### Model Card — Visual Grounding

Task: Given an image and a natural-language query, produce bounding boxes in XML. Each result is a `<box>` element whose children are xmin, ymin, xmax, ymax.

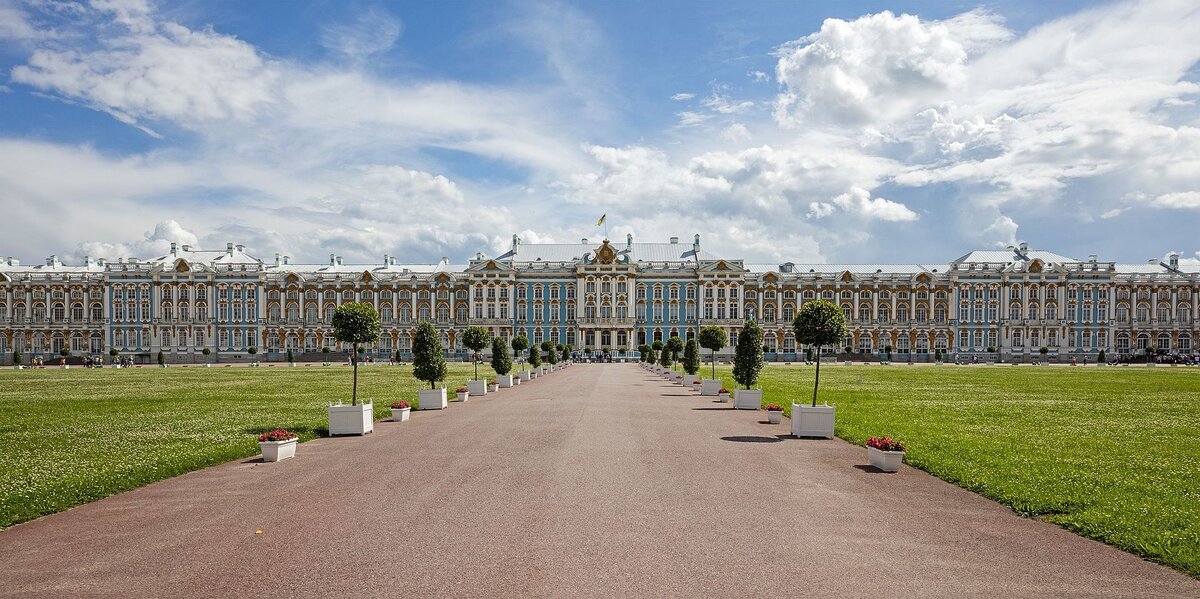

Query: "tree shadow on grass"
<box><xmin>720</xmin><ymin>435</ymin><xmax>782</xmax><ymax>443</ymax></box>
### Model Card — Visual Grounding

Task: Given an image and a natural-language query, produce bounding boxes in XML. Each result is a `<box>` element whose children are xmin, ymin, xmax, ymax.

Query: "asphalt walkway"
<box><xmin>0</xmin><ymin>364</ymin><xmax>1195</xmax><ymax>597</ymax></box>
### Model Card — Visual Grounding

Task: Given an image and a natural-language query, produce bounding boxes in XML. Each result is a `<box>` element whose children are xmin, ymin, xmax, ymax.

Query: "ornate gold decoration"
<box><xmin>595</xmin><ymin>240</ymin><xmax>617</xmax><ymax>264</ymax></box>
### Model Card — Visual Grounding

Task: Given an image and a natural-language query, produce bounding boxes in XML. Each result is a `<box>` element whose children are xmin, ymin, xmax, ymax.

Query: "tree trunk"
<box><xmin>473</xmin><ymin>353</ymin><xmax>479</xmax><ymax>381</ymax></box>
<box><xmin>352</xmin><ymin>356</ymin><xmax>359</xmax><ymax>406</ymax></box>
<box><xmin>711</xmin><ymin>349</ymin><xmax>716</xmax><ymax>379</ymax></box>
<box><xmin>812</xmin><ymin>347</ymin><xmax>821</xmax><ymax>407</ymax></box>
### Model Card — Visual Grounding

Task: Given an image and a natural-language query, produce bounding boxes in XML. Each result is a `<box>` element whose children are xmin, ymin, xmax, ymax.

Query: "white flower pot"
<box><xmin>530</xmin><ymin>371</ymin><xmax>538</xmax><ymax>379</ymax></box>
<box><xmin>701</xmin><ymin>379</ymin><xmax>722</xmax><ymax>396</ymax></box>
<box><xmin>467</xmin><ymin>380</ymin><xmax>488</xmax><ymax>396</ymax></box>
<box><xmin>456</xmin><ymin>391</ymin><xmax>469</xmax><ymax>402</ymax></box>
<box><xmin>767</xmin><ymin>410</ymin><xmax>783</xmax><ymax>424</ymax></box>
<box><xmin>717</xmin><ymin>392</ymin><xmax>730</xmax><ymax>402</ymax></box>
<box><xmin>391</xmin><ymin>407</ymin><xmax>411</xmax><ymax>422</ymax></box>
<box><xmin>498</xmin><ymin>374</ymin><xmax>514</xmax><ymax>388</ymax></box>
<box><xmin>539</xmin><ymin>366</ymin><xmax>548</xmax><ymax>375</ymax></box>
<box><xmin>419</xmin><ymin>388</ymin><xmax>448</xmax><ymax>410</ymax></box>
<box><xmin>519</xmin><ymin>370</ymin><xmax>532</xmax><ymax>381</ymax></box>
<box><xmin>514</xmin><ymin>377</ymin><xmax>521</xmax><ymax>385</ymax></box>
<box><xmin>791</xmin><ymin>403</ymin><xmax>835</xmax><ymax>439</ymax></box>
<box><xmin>488</xmin><ymin>383</ymin><xmax>499</xmax><ymax>392</ymax></box>
<box><xmin>868</xmin><ymin>446</ymin><xmax>905</xmax><ymax>472</ymax></box>
<box><xmin>734</xmin><ymin>388</ymin><xmax>762</xmax><ymax>410</ymax></box>
<box><xmin>328</xmin><ymin>402</ymin><xmax>374</xmax><ymax>436</ymax></box>
<box><xmin>259</xmin><ymin>438</ymin><xmax>297</xmax><ymax>462</ymax></box>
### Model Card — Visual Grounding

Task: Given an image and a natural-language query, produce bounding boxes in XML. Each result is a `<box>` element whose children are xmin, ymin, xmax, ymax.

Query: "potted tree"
<box><xmin>698</xmin><ymin>326</ymin><xmax>726</xmax><ymax>395</ymax></box>
<box><xmin>732</xmin><ymin>320</ymin><xmax>764</xmax><ymax>410</ymax></box>
<box><xmin>765</xmin><ymin>404</ymin><xmax>784</xmax><ymax>424</ymax></box>
<box><xmin>540</xmin><ymin>340</ymin><xmax>554</xmax><ymax>374</ymax></box>
<box><xmin>866</xmin><ymin>436</ymin><xmax>906</xmax><ymax>472</ymax></box>
<box><xmin>258</xmin><ymin>429</ymin><xmax>298</xmax><ymax>462</ymax></box>
<box><xmin>562</xmin><ymin>344</ymin><xmax>572</xmax><ymax>365</ymax></box>
<box><xmin>108</xmin><ymin>348</ymin><xmax>118</xmax><ymax>368</ymax></box>
<box><xmin>1097</xmin><ymin>349</ymin><xmax>1107</xmax><ymax>366</ymax></box>
<box><xmin>321</xmin><ymin>346</ymin><xmax>331</xmax><ymax>366</ymax></box>
<box><xmin>248</xmin><ymin>346</ymin><xmax>258</xmax><ymax>367</ymax></box>
<box><xmin>512</xmin><ymin>335</ymin><xmax>531</xmax><ymax>382</ymax></box>
<box><xmin>413</xmin><ymin>321</ymin><xmax>448</xmax><ymax>409</ymax></box>
<box><xmin>201</xmin><ymin>347</ymin><xmax>212</xmax><ymax>367</ymax></box>
<box><xmin>528</xmin><ymin>344</ymin><xmax>542</xmax><ymax>378</ymax></box>
<box><xmin>791</xmin><ymin>300</ymin><xmax>845</xmax><ymax>438</ymax></box>
<box><xmin>286</xmin><ymin>348</ymin><xmax>295</xmax><ymax>367</ymax></box>
<box><xmin>883</xmin><ymin>344</ymin><xmax>893</xmax><ymax>365</ymax></box>
<box><xmin>681</xmin><ymin>338</ymin><xmax>701</xmax><ymax>386</ymax></box>
<box><xmin>462</xmin><ymin>326</ymin><xmax>491</xmax><ymax>396</ymax></box>
<box><xmin>1040</xmin><ymin>345</ymin><xmax>1050</xmax><ymax>365</ymax></box>
<box><xmin>492</xmin><ymin>337</ymin><xmax>514</xmax><ymax>387</ymax></box>
<box><xmin>156</xmin><ymin>350</ymin><xmax>165</xmax><ymax>368</ymax></box>
<box><xmin>651</xmin><ymin>340</ymin><xmax>664</xmax><ymax>373</ymax></box>
<box><xmin>666</xmin><ymin>335</ymin><xmax>684</xmax><ymax>381</ymax></box>
<box><xmin>658</xmin><ymin>340</ymin><xmax>672</xmax><ymax>376</ymax></box>
<box><xmin>13</xmin><ymin>349</ymin><xmax>22</xmax><ymax>369</ymax></box>
<box><xmin>328</xmin><ymin>302</ymin><xmax>381</xmax><ymax>435</ymax></box>
<box><xmin>391</xmin><ymin>401</ymin><xmax>411</xmax><ymax>422</ymax></box>
<box><xmin>934</xmin><ymin>348</ymin><xmax>942</xmax><ymax>365</ymax></box>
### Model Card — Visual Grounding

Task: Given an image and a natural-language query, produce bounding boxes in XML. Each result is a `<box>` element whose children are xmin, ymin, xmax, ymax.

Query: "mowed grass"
<box><xmin>700</xmin><ymin>362</ymin><xmax>1200</xmax><ymax>577</ymax></box>
<box><xmin>0</xmin><ymin>363</ymin><xmax>498</xmax><ymax>531</ymax></box>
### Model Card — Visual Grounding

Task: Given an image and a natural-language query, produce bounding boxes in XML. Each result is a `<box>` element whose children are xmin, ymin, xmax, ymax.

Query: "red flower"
<box><xmin>866</xmin><ymin>436</ymin><xmax>906</xmax><ymax>452</ymax></box>
<box><xmin>765</xmin><ymin>404</ymin><xmax>783</xmax><ymax>411</ymax></box>
<box><xmin>258</xmin><ymin>429</ymin><xmax>297</xmax><ymax>442</ymax></box>
<box><xmin>391</xmin><ymin>401</ymin><xmax>410</xmax><ymax>409</ymax></box>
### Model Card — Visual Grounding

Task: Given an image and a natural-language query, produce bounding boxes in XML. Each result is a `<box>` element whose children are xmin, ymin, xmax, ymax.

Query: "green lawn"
<box><xmin>0</xmin><ymin>363</ymin><xmax>499</xmax><ymax>531</ymax></box>
<box><xmin>2</xmin><ymin>363</ymin><xmax>1198</xmax><ymax>578</ymax></box>
<box><xmin>703</xmin><ymin>362</ymin><xmax>1200</xmax><ymax>578</ymax></box>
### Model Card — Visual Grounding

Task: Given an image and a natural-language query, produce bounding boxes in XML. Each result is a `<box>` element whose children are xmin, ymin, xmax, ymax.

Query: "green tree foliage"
<box><xmin>1098</xmin><ymin>349</ymin><xmax>1107</xmax><ymax>363</ymax></box>
<box><xmin>698</xmin><ymin>326</ymin><xmax>727</xmax><ymax>379</ymax></box>
<box><xmin>529</xmin><ymin>345</ymin><xmax>542</xmax><ymax>368</ymax></box>
<box><xmin>332</xmin><ymin>302</ymin><xmax>382</xmax><ymax>405</ymax></box>
<box><xmin>157</xmin><ymin>351</ymin><xmax>165</xmax><ymax>366</ymax></box>
<box><xmin>658</xmin><ymin>343</ymin><xmax>671</xmax><ymax>369</ymax></box>
<box><xmin>491</xmin><ymin>336</ymin><xmax>512</xmax><ymax>376</ymax></box>
<box><xmin>412</xmin><ymin>321</ymin><xmax>447</xmax><ymax>390</ymax></box>
<box><xmin>637</xmin><ymin>344</ymin><xmax>650</xmax><ymax>362</ymax></box>
<box><xmin>793</xmin><ymin>300</ymin><xmax>848</xmax><ymax>406</ymax></box>
<box><xmin>462</xmin><ymin>326</ymin><xmax>491</xmax><ymax>380</ymax></box>
<box><xmin>13</xmin><ymin>349</ymin><xmax>21</xmax><ymax>366</ymax></box>
<box><xmin>682</xmin><ymin>338</ymin><xmax>700</xmax><ymax>375</ymax></box>
<box><xmin>733</xmin><ymin>320</ymin><xmax>764</xmax><ymax>389</ymax></box>
<box><xmin>511</xmin><ymin>335</ymin><xmax>529</xmax><ymax>367</ymax></box>
<box><xmin>286</xmin><ymin>349</ymin><xmax>294</xmax><ymax>363</ymax></box>
<box><xmin>666</xmin><ymin>335</ymin><xmax>684</xmax><ymax>370</ymax></box>
<box><xmin>540</xmin><ymin>340</ymin><xmax>556</xmax><ymax>365</ymax></box>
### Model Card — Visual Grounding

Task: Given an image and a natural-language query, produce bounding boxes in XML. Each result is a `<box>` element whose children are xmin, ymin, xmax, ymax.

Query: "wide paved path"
<box><xmin>1</xmin><ymin>364</ymin><xmax>1196</xmax><ymax>598</ymax></box>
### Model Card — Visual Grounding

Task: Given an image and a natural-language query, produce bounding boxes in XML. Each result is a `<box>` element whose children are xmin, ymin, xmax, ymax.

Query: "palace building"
<box><xmin>0</xmin><ymin>235</ymin><xmax>1197</xmax><ymax>364</ymax></box>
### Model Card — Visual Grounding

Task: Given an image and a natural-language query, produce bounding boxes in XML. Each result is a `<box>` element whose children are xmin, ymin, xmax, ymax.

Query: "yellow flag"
<box><xmin>596</xmin><ymin>213</ymin><xmax>606</xmax><ymax>226</ymax></box>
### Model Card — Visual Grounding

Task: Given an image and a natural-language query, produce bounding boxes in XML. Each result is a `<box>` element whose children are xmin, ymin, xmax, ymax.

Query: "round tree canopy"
<box><xmin>792</xmin><ymin>300</ymin><xmax>847</xmax><ymax>348</ymax></box>
<box><xmin>332</xmin><ymin>302</ymin><xmax>382</xmax><ymax>346</ymax></box>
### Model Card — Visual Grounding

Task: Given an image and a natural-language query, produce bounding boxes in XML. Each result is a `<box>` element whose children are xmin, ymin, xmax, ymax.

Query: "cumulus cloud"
<box><xmin>720</xmin><ymin>123</ymin><xmax>750</xmax><ymax>143</ymax></box>
<box><xmin>982</xmin><ymin>215</ymin><xmax>1019</xmax><ymax>247</ymax></box>
<box><xmin>76</xmin><ymin>220</ymin><xmax>199</xmax><ymax>260</ymax></box>
<box><xmin>1154</xmin><ymin>191</ymin><xmax>1200</xmax><ymax>209</ymax></box>
<box><xmin>809</xmin><ymin>187</ymin><xmax>919</xmax><ymax>222</ymax></box>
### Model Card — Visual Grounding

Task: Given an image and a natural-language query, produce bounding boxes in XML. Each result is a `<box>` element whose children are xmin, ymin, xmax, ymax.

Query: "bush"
<box><xmin>248</xmin><ymin>346</ymin><xmax>258</xmax><ymax>355</ymax></box>
<box><xmin>490</xmin><ymin>337</ymin><xmax>512</xmax><ymax>376</ymax></box>
<box><xmin>682</xmin><ymin>338</ymin><xmax>700</xmax><ymax>375</ymax></box>
<box><xmin>644</xmin><ymin>343</ymin><xmax>657</xmax><ymax>365</ymax></box>
<box><xmin>202</xmin><ymin>348</ymin><xmax>211</xmax><ymax>356</ymax></box>
<box><xmin>332</xmin><ymin>302</ymin><xmax>382</xmax><ymax>405</ymax></box>
<box><xmin>1098</xmin><ymin>349</ymin><xmax>1107</xmax><ymax>363</ymax></box>
<box><xmin>12</xmin><ymin>349</ymin><xmax>21</xmax><ymax>365</ymax></box>
<box><xmin>732</xmin><ymin>320</ymin><xmax>764</xmax><ymax>389</ymax></box>
<box><xmin>322</xmin><ymin>346</ymin><xmax>331</xmax><ymax>353</ymax></box>
<box><xmin>109</xmin><ymin>348</ymin><xmax>119</xmax><ymax>357</ymax></box>
<box><xmin>412</xmin><ymin>321</ymin><xmax>447</xmax><ymax>389</ymax></box>
<box><xmin>638</xmin><ymin>344</ymin><xmax>650</xmax><ymax>362</ymax></box>
<box><xmin>157</xmin><ymin>351</ymin><xmax>165</xmax><ymax>366</ymax></box>
<box><xmin>793</xmin><ymin>299</ymin><xmax>847</xmax><ymax>406</ymax></box>
<box><xmin>542</xmin><ymin>340</ymin><xmax>558</xmax><ymax>365</ymax></box>
<box><xmin>60</xmin><ymin>348</ymin><xmax>70</xmax><ymax>357</ymax></box>
<box><xmin>529</xmin><ymin>345</ymin><xmax>542</xmax><ymax>368</ymax></box>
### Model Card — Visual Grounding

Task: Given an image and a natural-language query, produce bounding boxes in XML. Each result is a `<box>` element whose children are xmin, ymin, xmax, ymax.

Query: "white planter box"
<box><xmin>498</xmin><ymin>374</ymin><xmax>514</xmax><ymax>388</ymax></box>
<box><xmin>328</xmin><ymin>402</ymin><xmax>374</xmax><ymax>436</ymax></box>
<box><xmin>518</xmin><ymin>370</ymin><xmax>532</xmax><ymax>381</ymax></box>
<box><xmin>419</xmin><ymin>388</ymin><xmax>448</xmax><ymax>410</ymax></box>
<box><xmin>456</xmin><ymin>391</ymin><xmax>469</xmax><ymax>402</ymax></box>
<box><xmin>767</xmin><ymin>410</ymin><xmax>783</xmax><ymax>424</ymax></box>
<box><xmin>391</xmin><ymin>407</ymin><xmax>411</xmax><ymax>422</ymax></box>
<box><xmin>791</xmin><ymin>403</ymin><xmax>835</xmax><ymax>439</ymax></box>
<box><xmin>868</xmin><ymin>446</ymin><xmax>905</xmax><ymax>472</ymax></box>
<box><xmin>259</xmin><ymin>438</ymin><xmax>297</xmax><ymax>462</ymax></box>
<box><xmin>682</xmin><ymin>374</ymin><xmax>700</xmax><ymax>386</ymax></box>
<box><xmin>488</xmin><ymin>383</ymin><xmax>499</xmax><ymax>392</ymax></box>
<box><xmin>701</xmin><ymin>379</ymin><xmax>723</xmax><ymax>396</ymax></box>
<box><xmin>734</xmin><ymin>389</ymin><xmax>762</xmax><ymax>410</ymax></box>
<box><xmin>529</xmin><ymin>370</ymin><xmax>538</xmax><ymax>379</ymax></box>
<box><xmin>539</xmin><ymin>366</ymin><xmax>548</xmax><ymax>375</ymax></box>
<box><xmin>514</xmin><ymin>377</ymin><xmax>521</xmax><ymax>385</ymax></box>
<box><xmin>718</xmin><ymin>392</ymin><xmax>730</xmax><ymax>402</ymax></box>
<box><xmin>467</xmin><ymin>380</ymin><xmax>488</xmax><ymax>396</ymax></box>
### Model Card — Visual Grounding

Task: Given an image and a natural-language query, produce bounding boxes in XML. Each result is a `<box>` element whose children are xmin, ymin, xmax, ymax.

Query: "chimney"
<box><xmin>670</xmin><ymin>236</ymin><xmax>679</xmax><ymax>244</ymax></box>
<box><xmin>581</xmin><ymin>238</ymin><xmax>588</xmax><ymax>245</ymax></box>
<box><xmin>512</xmin><ymin>234</ymin><xmax>520</xmax><ymax>250</ymax></box>
<box><xmin>330</xmin><ymin>253</ymin><xmax>336</xmax><ymax>266</ymax></box>
<box><xmin>1169</xmin><ymin>252</ymin><xmax>1180</xmax><ymax>268</ymax></box>
<box><xmin>336</xmin><ymin>256</ymin><xmax>343</xmax><ymax>266</ymax></box>
<box><xmin>1018</xmin><ymin>241</ymin><xmax>1028</xmax><ymax>252</ymax></box>
<box><xmin>46</xmin><ymin>255</ymin><xmax>58</xmax><ymax>267</ymax></box>
<box><xmin>283</xmin><ymin>255</ymin><xmax>291</xmax><ymax>265</ymax></box>
<box><xmin>1147</xmin><ymin>258</ymin><xmax>1158</xmax><ymax>264</ymax></box>
<box><xmin>274</xmin><ymin>253</ymin><xmax>281</xmax><ymax>266</ymax></box>
<box><xmin>627</xmin><ymin>233</ymin><xmax>634</xmax><ymax>249</ymax></box>
<box><xmin>181</xmin><ymin>244</ymin><xmax>191</xmax><ymax>252</ymax></box>
<box><xmin>441</xmin><ymin>256</ymin><xmax>448</xmax><ymax>264</ymax></box>
<box><xmin>693</xmin><ymin>233</ymin><xmax>700</xmax><ymax>251</ymax></box>
<box><xmin>235</xmin><ymin>244</ymin><xmax>244</xmax><ymax>253</ymax></box>
<box><xmin>170</xmin><ymin>242</ymin><xmax>177</xmax><ymax>255</ymax></box>
<box><xmin>226</xmin><ymin>242</ymin><xmax>234</xmax><ymax>256</ymax></box>
<box><xmin>1088</xmin><ymin>254</ymin><xmax>1097</xmax><ymax>263</ymax></box>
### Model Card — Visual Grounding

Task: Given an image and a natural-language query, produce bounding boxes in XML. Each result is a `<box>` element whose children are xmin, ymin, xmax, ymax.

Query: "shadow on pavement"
<box><xmin>852</xmin><ymin>464</ymin><xmax>894</xmax><ymax>474</ymax></box>
<box><xmin>720</xmin><ymin>435</ymin><xmax>782</xmax><ymax>443</ymax></box>
<box><xmin>692</xmin><ymin>407</ymin><xmax>736</xmax><ymax>411</ymax></box>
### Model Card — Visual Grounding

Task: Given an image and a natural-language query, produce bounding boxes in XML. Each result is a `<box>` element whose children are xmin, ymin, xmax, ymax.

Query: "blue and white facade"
<box><xmin>0</xmin><ymin>237</ymin><xmax>1197</xmax><ymax>363</ymax></box>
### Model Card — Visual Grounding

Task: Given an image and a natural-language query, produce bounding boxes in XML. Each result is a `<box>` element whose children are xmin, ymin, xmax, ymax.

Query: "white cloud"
<box><xmin>1154</xmin><ymin>191</ymin><xmax>1200</xmax><ymax>209</ymax></box>
<box><xmin>77</xmin><ymin>220</ymin><xmax>199</xmax><ymax>260</ymax></box>
<box><xmin>1100</xmin><ymin>207</ymin><xmax>1130</xmax><ymax>219</ymax></box>
<box><xmin>748</xmin><ymin>70</ymin><xmax>769</xmax><ymax>83</ymax></box>
<box><xmin>828</xmin><ymin>187</ymin><xmax>919</xmax><ymax>222</ymax></box>
<box><xmin>703</xmin><ymin>91</ymin><xmax>754</xmax><ymax>114</ymax></box>
<box><xmin>676</xmin><ymin>111</ymin><xmax>709</xmax><ymax>127</ymax></box>
<box><xmin>720</xmin><ymin>123</ymin><xmax>750</xmax><ymax>143</ymax></box>
<box><xmin>319</xmin><ymin>6</ymin><xmax>403</xmax><ymax>59</ymax></box>
<box><xmin>671</xmin><ymin>92</ymin><xmax>694</xmax><ymax>101</ymax></box>
<box><xmin>982</xmin><ymin>215</ymin><xmax>1019</xmax><ymax>246</ymax></box>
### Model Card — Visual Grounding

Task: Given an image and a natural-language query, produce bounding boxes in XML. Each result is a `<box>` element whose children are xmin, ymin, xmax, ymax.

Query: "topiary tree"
<box><xmin>658</xmin><ymin>342</ymin><xmax>671</xmax><ymax>369</ymax></box>
<box><xmin>491</xmin><ymin>336</ymin><xmax>512</xmax><ymax>376</ymax></box>
<box><xmin>322</xmin><ymin>346</ymin><xmax>331</xmax><ymax>354</ymax></box>
<box><xmin>60</xmin><ymin>348</ymin><xmax>70</xmax><ymax>357</ymax></box>
<box><xmin>646</xmin><ymin>342</ymin><xmax>658</xmax><ymax>365</ymax></box>
<box><xmin>202</xmin><ymin>347</ymin><xmax>211</xmax><ymax>362</ymax></box>
<box><xmin>412</xmin><ymin>321</ymin><xmax>447</xmax><ymax>390</ymax></box>
<box><xmin>732</xmin><ymin>320</ymin><xmax>764</xmax><ymax>390</ymax></box>
<box><xmin>1144</xmin><ymin>345</ymin><xmax>1156</xmax><ymax>363</ymax></box>
<box><xmin>666</xmin><ymin>335</ymin><xmax>684</xmax><ymax>370</ymax></box>
<box><xmin>286</xmin><ymin>348</ymin><xmax>294</xmax><ymax>364</ymax></box>
<box><xmin>793</xmin><ymin>300</ymin><xmax>847</xmax><ymax>407</ymax></box>
<box><xmin>109</xmin><ymin>348</ymin><xmax>119</xmax><ymax>358</ymax></box>
<box><xmin>934</xmin><ymin>348</ymin><xmax>942</xmax><ymax>362</ymax></box>
<box><xmin>157</xmin><ymin>351</ymin><xmax>165</xmax><ymax>366</ymax></box>
<box><xmin>562</xmin><ymin>344</ymin><xmax>572</xmax><ymax>361</ymax></box>
<box><xmin>540</xmin><ymin>340</ymin><xmax>556</xmax><ymax>365</ymax></box>
<box><xmin>884</xmin><ymin>344</ymin><xmax>893</xmax><ymax>361</ymax></box>
<box><xmin>462</xmin><ymin>326</ymin><xmax>491</xmax><ymax>381</ymax></box>
<box><xmin>249</xmin><ymin>346</ymin><xmax>258</xmax><ymax>356</ymax></box>
<box><xmin>529</xmin><ymin>344</ymin><xmax>542</xmax><ymax>368</ymax></box>
<box><xmin>698</xmin><ymin>326</ymin><xmax>726</xmax><ymax>379</ymax></box>
<box><xmin>682</xmin><ymin>338</ymin><xmax>700</xmax><ymax>375</ymax></box>
<box><xmin>13</xmin><ymin>349</ymin><xmax>21</xmax><ymax>366</ymax></box>
<box><xmin>1040</xmin><ymin>346</ymin><xmax>1050</xmax><ymax>363</ymax></box>
<box><xmin>332</xmin><ymin>302</ymin><xmax>382</xmax><ymax>405</ymax></box>
<box><xmin>511</xmin><ymin>335</ymin><xmax>529</xmax><ymax>367</ymax></box>
<box><xmin>1098</xmin><ymin>349</ymin><xmax>1106</xmax><ymax>363</ymax></box>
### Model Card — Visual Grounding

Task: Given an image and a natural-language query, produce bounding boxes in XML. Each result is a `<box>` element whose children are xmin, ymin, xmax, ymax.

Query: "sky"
<box><xmin>0</xmin><ymin>0</ymin><xmax>1198</xmax><ymax>266</ymax></box>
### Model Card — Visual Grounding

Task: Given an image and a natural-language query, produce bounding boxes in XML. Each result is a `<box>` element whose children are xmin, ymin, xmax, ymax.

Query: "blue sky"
<box><xmin>0</xmin><ymin>0</ymin><xmax>1197</xmax><ymax>266</ymax></box>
